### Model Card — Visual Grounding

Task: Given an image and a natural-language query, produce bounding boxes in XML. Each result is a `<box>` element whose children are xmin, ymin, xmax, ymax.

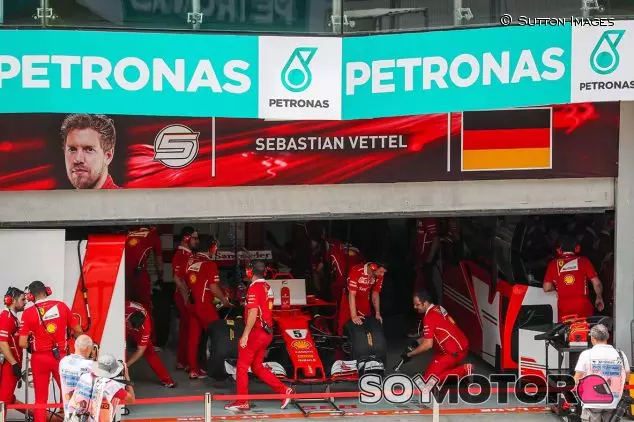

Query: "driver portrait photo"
<box><xmin>61</xmin><ymin>113</ymin><xmax>120</xmax><ymax>189</ymax></box>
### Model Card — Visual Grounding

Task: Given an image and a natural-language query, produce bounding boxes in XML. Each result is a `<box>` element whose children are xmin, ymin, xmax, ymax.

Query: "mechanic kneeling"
<box><xmin>402</xmin><ymin>291</ymin><xmax>472</xmax><ymax>383</ymax></box>
<box><xmin>543</xmin><ymin>236</ymin><xmax>604</xmax><ymax>322</ymax></box>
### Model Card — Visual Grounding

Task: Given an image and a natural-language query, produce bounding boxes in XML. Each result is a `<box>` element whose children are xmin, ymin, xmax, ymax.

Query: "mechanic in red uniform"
<box><xmin>337</xmin><ymin>262</ymin><xmax>386</xmax><ymax>336</ymax></box>
<box><xmin>125</xmin><ymin>301</ymin><xmax>176</xmax><ymax>387</ymax></box>
<box><xmin>225</xmin><ymin>261</ymin><xmax>293</xmax><ymax>412</ymax></box>
<box><xmin>543</xmin><ymin>236</ymin><xmax>604</xmax><ymax>322</ymax></box>
<box><xmin>186</xmin><ymin>238</ymin><xmax>232</xmax><ymax>379</ymax></box>
<box><xmin>0</xmin><ymin>287</ymin><xmax>26</xmax><ymax>413</ymax></box>
<box><xmin>18</xmin><ymin>281</ymin><xmax>82</xmax><ymax>422</ymax></box>
<box><xmin>125</xmin><ymin>226</ymin><xmax>164</xmax><ymax>330</ymax></box>
<box><xmin>403</xmin><ymin>290</ymin><xmax>472</xmax><ymax>383</ymax></box>
<box><xmin>412</xmin><ymin>218</ymin><xmax>440</xmax><ymax>297</ymax></box>
<box><xmin>311</xmin><ymin>237</ymin><xmax>365</xmax><ymax>303</ymax></box>
<box><xmin>171</xmin><ymin>226</ymin><xmax>199</xmax><ymax>371</ymax></box>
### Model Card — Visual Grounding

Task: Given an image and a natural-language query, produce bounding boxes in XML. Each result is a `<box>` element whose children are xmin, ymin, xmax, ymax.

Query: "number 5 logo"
<box><xmin>153</xmin><ymin>124</ymin><xmax>200</xmax><ymax>169</ymax></box>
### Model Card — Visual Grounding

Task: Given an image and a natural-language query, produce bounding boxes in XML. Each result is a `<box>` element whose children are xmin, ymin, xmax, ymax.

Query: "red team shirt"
<box><xmin>347</xmin><ymin>263</ymin><xmax>384</xmax><ymax>316</ymax></box>
<box><xmin>186</xmin><ymin>253</ymin><xmax>221</xmax><ymax>305</ymax></box>
<box><xmin>328</xmin><ymin>241</ymin><xmax>365</xmax><ymax>282</ymax></box>
<box><xmin>423</xmin><ymin>305</ymin><xmax>468</xmax><ymax>356</ymax></box>
<box><xmin>172</xmin><ymin>246</ymin><xmax>194</xmax><ymax>282</ymax></box>
<box><xmin>545</xmin><ymin>254</ymin><xmax>597</xmax><ymax>299</ymax></box>
<box><xmin>0</xmin><ymin>310</ymin><xmax>21</xmax><ymax>363</ymax></box>
<box><xmin>125</xmin><ymin>301</ymin><xmax>152</xmax><ymax>347</ymax></box>
<box><xmin>125</xmin><ymin>227</ymin><xmax>162</xmax><ymax>275</ymax></box>
<box><xmin>19</xmin><ymin>300</ymin><xmax>75</xmax><ymax>353</ymax></box>
<box><xmin>245</xmin><ymin>280</ymin><xmax>274</xmax><ymax>328</ymax></box>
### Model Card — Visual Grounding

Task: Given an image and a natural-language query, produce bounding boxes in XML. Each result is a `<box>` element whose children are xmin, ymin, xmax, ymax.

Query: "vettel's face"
<box><xmin>64</xmin><ymin>128</ymin><xmax>113</xmax><ymax>189</ymax></box>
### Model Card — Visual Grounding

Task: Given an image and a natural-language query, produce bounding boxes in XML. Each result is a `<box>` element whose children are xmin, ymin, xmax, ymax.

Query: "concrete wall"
<box><xmin>0</xmin><ymin>178</ymin><xmax>614</xmax><ymax>226</ymax></box>
<box><xmin>614</xmin><ymin>102</ymin><xmax>634</xmax><ymax>361</ymax></box>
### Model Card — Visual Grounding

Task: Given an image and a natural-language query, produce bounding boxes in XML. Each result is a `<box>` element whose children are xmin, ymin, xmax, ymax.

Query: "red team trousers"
<box><xmin>174</xmin><ymin>292</ymin><xmax>190</xmax><ymax>366</ymax></box>
<box><xmin>236</xmin><ymin>328</ymin><xmax>287</xmax><ymax>397</ymax></box>
<box><xmin>0</xmin><ymin>360</ymin><xmax>20</xmax><ymax>410</ymax></box>
<box><xmin>424</xmin><ymin>350</ymin><xmax>469</xmax><ymax>384</ymax></box>
<box><xmin>31</xmin><ymin>352</ymin><xmax>62</xmax><ymax>422</ymax></box>
<box><xmin>142</xmin><ymin>343</ymin><xmax>172</xmax><ymax>383</ymax></box>
<box><xmin>188</xmin><ymin>305</ymin><xmax>218</xmax><ymax>373</ymax></box>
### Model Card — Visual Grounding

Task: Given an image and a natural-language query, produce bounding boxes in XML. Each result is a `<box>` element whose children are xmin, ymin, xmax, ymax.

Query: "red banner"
<box><xmin>0</xmin><ymin>103</ymin><xmax>619</xmax><ymax>191</ymax></box>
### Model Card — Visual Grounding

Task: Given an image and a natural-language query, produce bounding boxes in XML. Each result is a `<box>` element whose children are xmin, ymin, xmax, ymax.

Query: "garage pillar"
<box><xmin>614</xmin><ymin>101</ymin><xmax>634</xmax><ymax>361</ymax></box>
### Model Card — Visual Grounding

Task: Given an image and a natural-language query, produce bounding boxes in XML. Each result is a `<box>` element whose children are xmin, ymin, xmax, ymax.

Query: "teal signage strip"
<box><xmin>341</xmin><ymin>25</ymin><xmax>572</xmax><ymax>119</ymax></box>
<box><xmin>0</xmin><ymin>30</ymin><xmax>259</xmax><ymax>117</ymax></box>
<box><xmin>0</xmin><ymin>25</ymin><xmax>601</xmax><ymax>120</ymax></box>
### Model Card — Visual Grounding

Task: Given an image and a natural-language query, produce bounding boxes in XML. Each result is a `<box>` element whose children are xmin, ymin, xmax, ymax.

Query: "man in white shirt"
<box><xmin>574</xmin><ymin>324</ymin><xmax>630</xmax><ymax>422</ymax></box>
<box><xmin>59</xmin><ymin>335</ymin><xmax>95</xmax><ymax>414</ymax></box>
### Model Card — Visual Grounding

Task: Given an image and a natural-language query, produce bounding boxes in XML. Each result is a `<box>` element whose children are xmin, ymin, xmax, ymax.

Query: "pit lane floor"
<box><xmin>123</xmin><ymin>316</ymin><xmax>554</xmax><ymax>421</ymax></box>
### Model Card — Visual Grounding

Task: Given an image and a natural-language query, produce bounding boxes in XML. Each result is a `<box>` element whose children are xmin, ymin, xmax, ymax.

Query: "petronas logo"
<box><xmin>281</xmin><ymin>47</ymin><xmax>317</xmax><ymax>93</ymax></box>
<box><xmin>590</xmin><ymin>30</ymin><xmax>626</xmax><ymax>75</ymax></box>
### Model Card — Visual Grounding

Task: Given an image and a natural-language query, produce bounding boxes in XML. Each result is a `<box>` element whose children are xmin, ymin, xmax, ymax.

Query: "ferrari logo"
<box><xmin>564</xmin><ymin>275</ymin><xmax>575</xmax><ymax>285</ymax></box>
<box><xmin>291</xmin><ymin>340</ymin><xmax>311</xmax><ymax>350</ymax></box>
<box><xmin>46</xmin><ymin>323</ymin><xmax>57</xmax><ymax>334</ymax></box>
<box><xmin>190</xmin><ymin>274</ymin><xmax>197</xmax><ymax>284</ymax></box>
<box><xmin>38</xmin><ymin>308</ymin><xmax>45</xmax><ymax>316</ymax></box>
<box><xmin>558</xmin><ymin>260</ymin><xmax>564</xmax><ymax>268</ymax></box>
<box><xmin>128</xmin><ymin>238</ymin><xmax>138</xmax><ymax>247</ymax></box>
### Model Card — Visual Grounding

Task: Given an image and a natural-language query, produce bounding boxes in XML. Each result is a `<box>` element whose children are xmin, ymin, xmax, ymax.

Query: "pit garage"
<box><xmin>0</xmin><ymin>101</ymin><xmax>632</xmax><ymax>421</ymax></box>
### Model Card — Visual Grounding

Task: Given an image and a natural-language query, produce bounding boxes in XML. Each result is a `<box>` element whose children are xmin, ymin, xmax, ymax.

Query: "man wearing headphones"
<box><xmin>18</xmin><ymin>280</ymin><xmax>82</xmax><ymax>422</ymax></box>
<box><xmin>172</xmin><ymin>227</ymin><xmax>200</xmax><ymax>371</ymax></box>
<box><xmin>225</xmin><ymin>261</ymin><xmax>292</xmax><ymax>412</ymax></box>
<box><xmin>337</xmin><ymin>262</ymin><xmax>386</xmax><ymax>336</ymax></box>
<box><xmin>0</xmin><ymin>287</ymin><xmax>27</xmax><ymax>413</ymax></box>
<box><xmin>543</xmin><ymin>236</ymin><xmax>605</xmax><ymax>322</ymax></box>
<box><xmin>185</xmin><ymin>238</ymin><xmax>231</xmax><ymax>379</ymax></box>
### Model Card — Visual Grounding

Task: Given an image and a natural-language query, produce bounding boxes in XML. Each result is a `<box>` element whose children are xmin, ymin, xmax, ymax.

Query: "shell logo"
<box><xmin>291</xmin><ymin>340</ymin><xmax>311</xmax><ymax>350</ymax></box>
<box><xmin>46</xmin><ymin>323</ymin><xmax>57</xmax><ymax>334</ymax></box>
<box><xmin>564</xmin><ymin>275</ymin><xmax>576</xmax><ymax>285</ymax></box>
<box><xmin>189</xmin><ymin>274</ymin><xmax>197</xmax><ymax>284</ymax></box>
<box><xmin>128</xmin><ymin>238</ymin><xmax>138</xmax><ymax>247</ymax></box>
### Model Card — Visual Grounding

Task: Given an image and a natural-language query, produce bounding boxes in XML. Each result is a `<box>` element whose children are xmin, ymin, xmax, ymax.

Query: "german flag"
<box><xmin>461</xmin><ymin>108</ymin><xmax>552</xmax><ymax>171</ymax></box>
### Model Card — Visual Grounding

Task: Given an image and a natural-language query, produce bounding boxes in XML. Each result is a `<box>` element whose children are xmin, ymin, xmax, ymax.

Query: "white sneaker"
<box><xmin>281</xmin><ymin>387</ymin><xmax>294</xmax><ymax>410</ymax></box>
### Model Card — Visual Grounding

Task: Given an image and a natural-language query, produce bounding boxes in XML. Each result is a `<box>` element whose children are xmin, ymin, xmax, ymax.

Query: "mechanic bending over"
<box><xmin>402</xmin><ymin>291</ymin><xmax>472</xmax><ymax>383</ymax></box>
<box><xmin>574</xmin><ymin>324</ymin><xmax>629</xmax><ymax>422</ymax></box>
<box><xmin>0</xmin><ymin>287</ymin><xmax>26</xmax><ymax>416</ymax></box>
<box><xmin>225</xmin><ymin>260</ymin><xmax>293</xmax><ymax>412</ymax></box>
<box><xmin>185</xmin><ymin>237</ymin><xmax>232</xmax><ymax>379</ymax></box>
<box><xmin>172</xmin><ymin>227</ymin><xmax>200</xmax><ymax>372</ymax></box>
<box><xmin>337</xmin><ymin>262</ymin><xmax>386</xmax><ymax>336</ymax></box>
<box><xmin>125</xmin><ymin>301</ymin><xmax>176</xmax><ymax>387</ymax></box>
<box><xmin>542</xmin><ymin>236</ymin><xmax>604</xmax><ymax>322</ymax></box>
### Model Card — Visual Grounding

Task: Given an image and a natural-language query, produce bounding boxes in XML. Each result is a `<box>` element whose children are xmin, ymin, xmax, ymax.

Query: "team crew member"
<box><xmin>59</xmin><ymin>335</ymin><xmax>95</xmax><ymax>414</ymax></box>
<box><xmin>186</xmin><ymin>239</ymin><xmax>231</xmax><ymax>379</ymax></box>
<box><xmin>125</xmin><ymin>301</ymin><xmax>175</xmax><ymax>387</ymax></box>
<box><xmin>337</xmin><ymin>262</ymin><xmax>386</xmax><ymax>335</ymax></box>
<box><xmin>0</xmin><ymin>287</ymin><xmax>26</xmax><ymax>413</ymax></box>
<box><xmin>18</xmin><ymin>281</ymin><xmax>82</xmax><ymax>422</ymax></box>
<box><xmin>412</xmin><ymin>218</ymin><xmax>440</xmax><ymax>297</ymax></box>
<box><xmin>172</xmin><ymin>227</ymin><xmax>199</xmax><ymax>371</ymax></box>
<box><xmin>225</xmin><ymin>261</ymin><xmax>293</xmax><ymax>412</ymax></box>
<box><xmin>67</xmin><ymin>354</ymin><xmax>135</xmax><ymax>422</ymax></box>
<box><xmin>403</xmin><ymin>291</ymin><xmax>472</xmax><ymax>383</ymax></box>
<box><xmin>125</xmin><ymin>226</ymin><xmax>164</xmax><ymax>314</ymax></box>
<box><xmin>543</xmin><ymin>237</ymin><xmax>604</xmax><ymax>322</ymax></box>
<box><xmin>323</xmin><ymin>240</ymin><xmax>364</xmax><ymax>304</ymax></box>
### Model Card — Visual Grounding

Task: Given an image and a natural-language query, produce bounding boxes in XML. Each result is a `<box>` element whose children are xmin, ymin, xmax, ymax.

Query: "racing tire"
<box><xmin>344</xmin><ymin>317</ymin><xmax>388</xmax><ymax>364</ymax></box>
<box><xmin>206</xmin><ymin>319</ymin><xmax>245</xmax><ymax>380</ymax></box>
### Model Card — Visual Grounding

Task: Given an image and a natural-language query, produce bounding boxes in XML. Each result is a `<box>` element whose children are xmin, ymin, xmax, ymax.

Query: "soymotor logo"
<box><xmin>281</xmin><ymin>48</ymin><xmax>317</xmax><ymax>93</ymax></box>
<box><xmin>359</xmin><ymin>373</ymin><xmax>619</xmax><ymax>406</ymax></box>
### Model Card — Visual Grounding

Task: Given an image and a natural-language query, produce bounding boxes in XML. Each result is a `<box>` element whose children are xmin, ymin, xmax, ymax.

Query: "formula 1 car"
<box><xmin>206</xmin><ymin>278</ymin><xmax>387</xmax><ymax>384</ymax></box>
